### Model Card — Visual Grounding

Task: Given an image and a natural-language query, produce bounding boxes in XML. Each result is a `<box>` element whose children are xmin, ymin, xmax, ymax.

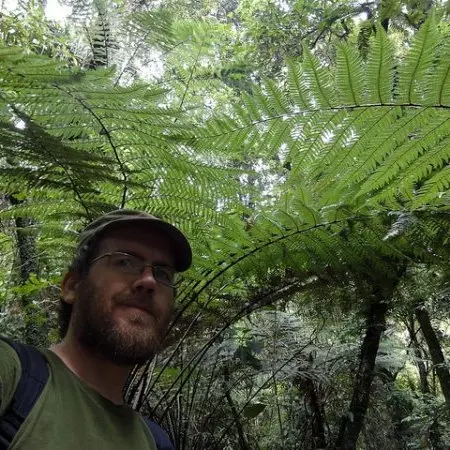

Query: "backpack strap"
<box><xmin>0</xmin><ymin>337</ymin><xmax>49</xmax><ymax>450</ymax></box>
<box><xmin>142</xmin><ymin>416</ymin><xmax>176</xmax><ymax>450</ymax></box>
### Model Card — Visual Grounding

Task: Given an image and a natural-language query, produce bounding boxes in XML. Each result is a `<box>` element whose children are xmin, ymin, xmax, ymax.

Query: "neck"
<box><xmin>50</xmin><ymin>334</ymin><xmax>132</xmax><ymax>405</ymax></box>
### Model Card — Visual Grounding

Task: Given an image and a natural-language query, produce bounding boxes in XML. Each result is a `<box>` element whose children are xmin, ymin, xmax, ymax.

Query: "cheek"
<box><xmin>93</xmin><ymin>278</ymin><xmax>131</xmax><ymax>310</ymax></box>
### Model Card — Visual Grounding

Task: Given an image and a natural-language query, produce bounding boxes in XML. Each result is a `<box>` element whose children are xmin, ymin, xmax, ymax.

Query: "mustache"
<box><xmin>114</xmin><ymin>293</ymin><xmax>155</xmax><ymax>314</ymax></box>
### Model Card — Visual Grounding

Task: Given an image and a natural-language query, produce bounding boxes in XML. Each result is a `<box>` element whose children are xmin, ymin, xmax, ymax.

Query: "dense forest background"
<box><xmin>1</xmin><ymin>0</ymin><xmax>450</xmax><ymax>449</ymax></box>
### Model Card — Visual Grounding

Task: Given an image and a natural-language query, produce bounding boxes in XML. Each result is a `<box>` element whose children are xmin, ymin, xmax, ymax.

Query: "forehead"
<box><xmin>96</xmin><ymin>224</ymin><xmax>175</xmax><ymax>265</ymax></box>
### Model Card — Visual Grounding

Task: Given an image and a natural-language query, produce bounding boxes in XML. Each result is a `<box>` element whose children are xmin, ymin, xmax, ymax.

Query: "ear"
<box><xmin>61</xmin><ymin>272</ymin><xmax>79</xmax><ymax>305</ymax></box>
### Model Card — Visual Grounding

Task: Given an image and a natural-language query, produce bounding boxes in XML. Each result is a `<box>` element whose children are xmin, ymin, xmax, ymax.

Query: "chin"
<box><xmin>115</xmin><ymin>326</ymin><xmax>162</xmax><ymax>360</ymax></box>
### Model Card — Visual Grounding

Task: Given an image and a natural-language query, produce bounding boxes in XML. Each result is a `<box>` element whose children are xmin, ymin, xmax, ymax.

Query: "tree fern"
<box><xmin>0</xmin><ymin>44</ymin><xmax>245</xmax><ymax>271</ymax></box>
<box><xmin>198</xmin><ymin>15</ymin><xmax>450</xmax><ymax>213</ymax></box>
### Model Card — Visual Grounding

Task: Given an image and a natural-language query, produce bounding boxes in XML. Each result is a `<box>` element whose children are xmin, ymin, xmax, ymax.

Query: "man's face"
<box><xmin>66</xmin><ymin>225</ymin><xmax>176</xmax><ymax>366</ymax></box>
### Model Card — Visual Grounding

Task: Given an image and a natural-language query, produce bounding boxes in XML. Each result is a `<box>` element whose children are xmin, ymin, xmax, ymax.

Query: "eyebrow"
<box><xmin>114</xmin><ymin>249</ymin><xmax>174</xmax><ymax>269</ymax></box>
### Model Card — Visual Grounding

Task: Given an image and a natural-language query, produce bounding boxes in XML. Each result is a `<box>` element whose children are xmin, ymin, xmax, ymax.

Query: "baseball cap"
<box><xmin>77</xmin><ymin>209</ymin><xmax>192</xmax><ymax>272</ymax></box>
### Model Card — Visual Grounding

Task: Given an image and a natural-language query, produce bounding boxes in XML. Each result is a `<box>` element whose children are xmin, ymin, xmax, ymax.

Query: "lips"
<box><xmin>121</xmin><ymin>303</ymin><xmax>152</xmax><ymax>314</ymax></box>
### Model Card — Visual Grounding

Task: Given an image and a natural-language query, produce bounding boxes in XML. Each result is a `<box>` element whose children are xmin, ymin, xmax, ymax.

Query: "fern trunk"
<box><xmin>335</xmin><ymin>298</ymin><xmax>388</xmax><ymax>450</ymax></box>
<box><xmin>9</xmin><ymin>195</ymin><xmax>38</xmax><ymax>286</ymax></box>
<box><xmin>406</xmin><ymin>314</ymin><xmax>430</xmax><ymax>394</ymax></box>
<box><xmin>304</xmin><ymin>378</ymin><xmax>327</xmax><ymax>448</ymax></box>
<box><xmin>415</xmin><ymin>305</ymin><xmax>450</xmax><ymax>406</ymax></box>
<box><xmin>8</xmin><ymin>194</ymin><xmax>46</xmax><ymax>346</ymax></box>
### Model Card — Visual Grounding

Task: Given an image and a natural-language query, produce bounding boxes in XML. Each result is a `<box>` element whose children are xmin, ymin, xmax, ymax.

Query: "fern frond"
<box><xmin>427</xmin><ymin>38</ymin><xmax>450</xmax><ymax>105</ymax></box>
<box><xmin>310</xmin><ymin>107</ymin><xmax>371</xmax><ymax>183</ymax></box>
<box><xmin>340</xmin><ymin>106</ymin><xmax>424</xmax><ymax>191</ymax></box>
<box><xmin>413</xmin><ymin>165</ymin><xmax>450</xmax><ymax>207</ymax></box>
<box><xmin>318</xmin><ymin>107</ymin><xmax>398</xmax><ymax>201</ymax></box>
<box><xmin>286</xmin><ymin>58</ymin><xmax>313</xmax><ymax>109</ymax></box>
<box><xmin>356</xmin><ymin>108</ymin><xmax>450</xmax><ymax>197</ymax></box>
<box><xmin>262</xmin><ymin>78</ymin><xmax>292</xmax><ymax>115</ymax></box>
<box><xmin>366</xmin><ymin>24</ymin><xmax>395</xmax><ymax>104</ymax></box>
<box><xmin>0</xmin><ymin>44</ymin><xmax>243</xmax><ymax>254</ymax></box>
<box><xmin>334</xmin><ymin>43</ymin><xmax>365</xmax><ymax>106</ymax></box>
<box><xmin>288</xmin><ymin>110</ymin><xmax>346</xmax><ymax>182</ymax></box>
<box><xmin>301</xmin><ymin>46</ymin><xmax>335</xmax><ymax>108</ymax></box>
<box><xmin>397</xmin><ymin>13</ymin><xmax>440</xmax><ymax>104</ymax></box>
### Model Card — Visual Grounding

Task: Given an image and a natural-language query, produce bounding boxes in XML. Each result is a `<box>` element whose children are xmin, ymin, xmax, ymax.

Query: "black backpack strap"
<box><xmin>142</xmin><ymin>416</ymin><xmax>176</xmax><ymax>450</ymax></box>
<box><xmin>0</xmin><ymin>337</ymin><xmax>49</xmax><ymax>449</ymax></box>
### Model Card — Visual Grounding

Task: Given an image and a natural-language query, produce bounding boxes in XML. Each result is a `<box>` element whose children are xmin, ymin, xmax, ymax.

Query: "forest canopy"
<box><xmin>0</xmin><ymin>0</ymin><xmax>449</xmax><ymax>449</ymax></box>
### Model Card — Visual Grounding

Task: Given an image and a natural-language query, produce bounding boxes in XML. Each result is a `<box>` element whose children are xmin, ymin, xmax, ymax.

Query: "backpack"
<box><xmin>0</xmin><ymin>338</ymin><xmax>174</xmax><ymax>450</ymax></box>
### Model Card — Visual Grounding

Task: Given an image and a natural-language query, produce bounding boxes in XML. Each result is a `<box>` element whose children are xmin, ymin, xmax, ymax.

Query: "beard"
<box><xmin>71</xmin><ymin>278</ymin><xmax>172</xmax><ymax>366</ymax></box>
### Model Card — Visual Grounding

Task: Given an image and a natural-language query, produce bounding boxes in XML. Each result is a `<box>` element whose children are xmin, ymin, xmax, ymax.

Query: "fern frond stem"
<box><xmin>312</xmin><ymin>29</ymin><xmax>327</xmax><ymax>49</ymax></box>
<box><xmin>408</xmin><ymin>27</ymin><xmax>428</xmax><ymax>104</ymax></box>
<box><xmin>54</xmin><ymin>85</ymin><xmax>129</xmax><ymax>207</ymax></box>
<box><xmin>196</xmin><ymin>104</ymin><xmax>450</xmax><ymax>145</ymax></box>
<box><xmin>308</xmin><ymin>54</ymin><xmax>332</xmax><ymax>108</ymax></box>
<box><xmin>85</xmin><ymin>25</ymin><xmax>96</xmax><ymax>63</ymax></box>
<box><xmin>377</xmin><ymin>31</ymin><xmax>386</xmax><ymax>103</ymax></box>
<box><xmin>178</xmin><ymin>35</ymin><xmax>205</xmax><ymax>111</ymax></box>
<box><xmin>178</xmin><ymin>218</ymin><xmax>350</xmax><ymax>303</ymax></box>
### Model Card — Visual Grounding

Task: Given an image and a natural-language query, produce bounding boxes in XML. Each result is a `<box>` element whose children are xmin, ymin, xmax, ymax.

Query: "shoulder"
<box><xmin>0</xmin><ymin>337</ymin><xmax>23</xmax><ymax>415</ymax></box>
<box><xmin>0</xmin><ymin>337</ymin><xmax>21</xmax><ymax>361</ymax></box>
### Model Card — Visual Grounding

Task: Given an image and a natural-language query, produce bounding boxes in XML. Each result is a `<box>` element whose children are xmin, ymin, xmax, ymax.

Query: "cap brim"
<box><xmin>91</xmin><ymin>217</ymin><xmax>192</xmax><ymax>272</ymax></box>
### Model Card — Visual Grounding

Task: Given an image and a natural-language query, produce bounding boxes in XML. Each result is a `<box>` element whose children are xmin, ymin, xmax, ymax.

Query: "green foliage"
<box><xmin>196</xmin><ymin>18</ymin><xmax>450</xmax><ymax>216</ymax></box>
<box><xmin>1</xmin><ymin>3</ymin><xmax>450</xmax><ymax>449</ymax></box>
<box><xmin>0</xmin><ymin>5</ymin><xmax>76</xmax><ymax>62</ymax></box>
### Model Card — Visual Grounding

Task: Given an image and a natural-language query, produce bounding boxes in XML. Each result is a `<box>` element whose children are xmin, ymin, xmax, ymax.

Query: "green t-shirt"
<box><xmin>0</xmin><ymin>340</ymin><xmax>157</xmax><ymax>449</ymax></box>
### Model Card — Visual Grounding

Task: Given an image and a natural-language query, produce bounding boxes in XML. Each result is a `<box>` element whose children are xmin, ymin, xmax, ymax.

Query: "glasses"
<box><xmin>90</xmin><ymin>252</ymin><xmax>177</xmax><ymax>288</ymax></box>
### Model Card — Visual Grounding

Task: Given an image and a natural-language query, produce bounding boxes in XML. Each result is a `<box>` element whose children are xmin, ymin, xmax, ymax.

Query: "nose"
<box><xmin>132</xmin><ymin>266</ymin><xmax>157</xmax><ymax>292</ymax></box>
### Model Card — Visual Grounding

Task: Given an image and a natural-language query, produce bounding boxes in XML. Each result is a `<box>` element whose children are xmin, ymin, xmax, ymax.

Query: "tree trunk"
<box><xmin>304</xmin><ymin>378</ymin><xmax>327</xmax><ymax>448</ymax></box>
<box><xmin>8</xmin><ymin>194</ymin><xmax>44</xmax><ymax>346</ymax></box>
<box><xmin>406</xmin><ymin>314</ymin><xmax>430</xmax><ymax>394</ymax></box>
<box><xmin>415</xmin><ymin>305</ymin><xmax>450</xmax><ymax>406</ymax></box>
<box><xmin>335</xmin><ymin>299</ymin><xmax>388</xmax><ymax>450</ymax></box>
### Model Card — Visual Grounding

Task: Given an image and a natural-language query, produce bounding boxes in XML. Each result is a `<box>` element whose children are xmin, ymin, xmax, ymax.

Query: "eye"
<box><xmin>153</xmin><ymin>266</ymin><xmax>174</xmax><ymax>284</ymax></box>
<box><xmin>110</xmin><ymin>253</ymin><xmax>140</xmax><ymax>272</ymax></box>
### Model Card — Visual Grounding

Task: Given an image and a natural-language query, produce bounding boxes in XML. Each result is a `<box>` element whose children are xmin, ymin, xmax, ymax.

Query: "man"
<box><xmin>0</xmin><ymin>209</ymin><xmax>192</xmax><ymax>449</ymax></box>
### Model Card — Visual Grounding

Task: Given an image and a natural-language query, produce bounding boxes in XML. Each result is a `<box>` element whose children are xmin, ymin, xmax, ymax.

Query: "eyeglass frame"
<box><xmin>90</xmin><ymin>251</ymin><xmax>178</xmax><ymax>288</ymax></box>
